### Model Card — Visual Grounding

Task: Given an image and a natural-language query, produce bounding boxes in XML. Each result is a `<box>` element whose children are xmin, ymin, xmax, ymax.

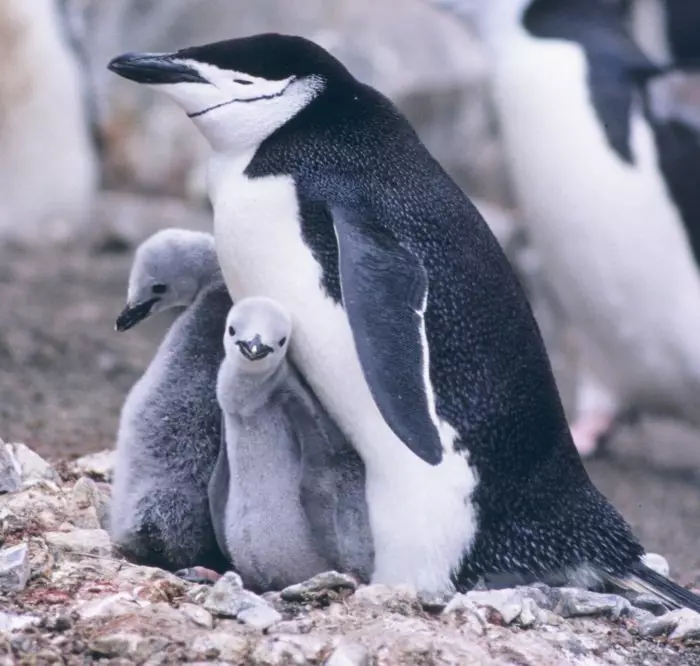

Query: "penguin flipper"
<box><xmin>331</xmin><ymin>205</ymin><xmax>443</xmax><ymax>466</ymax></box>
<box><xmin>603</xmin><ymin>561</ymin><xmax>700</xmax><ymax>614</ymax></box>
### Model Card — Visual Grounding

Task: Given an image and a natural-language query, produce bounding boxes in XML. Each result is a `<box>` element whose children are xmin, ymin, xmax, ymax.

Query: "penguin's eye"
<box><xmin>228</xmin><ymin>326</ymin><xmax>236</xmax><ymax>337</ymax></box>
<box><xmin>233</xmin><ymin>78</ymin><xmax>253</xmax><ymax>85</ymax></box>
<box><xmin>278</xmin><ymin>337</ymin><xmax>287</xmax><ymax>347</ymax></box>
<box><xmin>152</xmin><ymin>284</ymin><xmax>167</xmax><ymax>295</ymax></box>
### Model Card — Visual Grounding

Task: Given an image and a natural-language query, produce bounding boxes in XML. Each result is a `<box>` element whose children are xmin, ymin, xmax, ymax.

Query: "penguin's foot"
<box><xmin>638</xmin><ymin>608</ymin><xmax>700</xmax><ymax>641</ymax></box>
<box><xmin>175</xmin><ymin>566</ymin><xmax>222</xmax><ymax>585</ymax></box>
<box><xmin>570</xmin><ymin>412</ymin><xmax>615</xmax><ymax>457</ymax></box>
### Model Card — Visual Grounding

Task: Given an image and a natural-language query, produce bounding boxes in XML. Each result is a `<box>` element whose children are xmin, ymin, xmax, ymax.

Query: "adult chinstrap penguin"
<box><xmin>210</xmin><ymin>297</ymin><xmax>373</xmax><ymax>591</ymax></box>
<box><xmin>108</xmin><ymin>33</ymin><xmax>700</xmax><ymax>611</ymax></box>
<box><xmin>110</xmin><ymin>228</ymin><xmax>231</xmax><ymax>573</ymax></box>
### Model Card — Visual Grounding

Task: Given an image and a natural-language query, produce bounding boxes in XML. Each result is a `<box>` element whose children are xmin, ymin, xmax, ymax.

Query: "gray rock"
<box><xmin>638</xmin><ymin>608</ymin><xmax>700</xmax><ymax>641</ymax></box>
<box><xmin>0</xmin><ymin>543</ymin><xmax>30</xmax><ymax>592</ymax></box>
<box><xmin>552</xmin><ymin>588</ymin><xmax>632</xmax><ymax>620</ymax></box>
<box><xmin>463</xmin><ymin>588</ymin><xmax>547</xmax><ymax>626</ymax></box>
<box><xmin>251</xmin><ymin>634</ymin><xmax>331</xmax><ymax>665</ymax></box>
<box><xmin>44</xmin><ymin>529</ymin><xmax>112</xmax><ymax>558</ymax></box>
<box><xmin>190</xmin><ymin>631</ymin><xmax>250</xmax><ymax>662</ymax></box>
<box><xmin>325</xmin><ymin>640</ymin><xmax>372</xmax><ymax>666</ymax></box>
<box><xmin>280</xmin><ymin>571</ymin><xmax>359</xmax><ymax>602</ymax></box>
<box><xmin>76</xmin><ymin>592</ymin><xmax>141</xmax><ymax>620</ymax></box>
<box><xmin>5</xmin><ymin>443</ymin><xmax>58</xmax><ymax>486</ymax></box>
<box><xmin>72</xmin><ymin>449</ymin><xmax>116</xmax><ymax>482</ymax></box>
<box><xmin>203</xmin><ymin>572</ymin><xmax>282</xmax><ymax>630</ymax></box>
<box><xmin>0</xmin><ymin>612</ymin><xmax>40</xmax><ymax>634</ymax></box>
<box><xmin>352</xmin><ymin>584</ymin><xmax>419</xmax><ymax>612</ymax></box>
<box><xmin>0</xmin><ymin>440</ymin><xmax>21</xmax><ymax>494</ymax></box>
<box><xmin>179</xmin><ymin>603</ymin><xmax>213</xmax><ymax>629</ymax></box>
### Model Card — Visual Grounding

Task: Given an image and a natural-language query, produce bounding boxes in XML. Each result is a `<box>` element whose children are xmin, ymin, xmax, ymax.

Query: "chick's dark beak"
<box><xmin>107</xmin><ymin>52</ymin><xmax>208</xmax><ymax>85</ymax></box>
<box><xmin>236</xmin><ymin>335</ymin><xmax>274</xmax><ymax>361</ymax></box>
<box><xmin>115</xmin><ymin>298</ymin><xmax>160</xmax><ymax>332</ymax></box>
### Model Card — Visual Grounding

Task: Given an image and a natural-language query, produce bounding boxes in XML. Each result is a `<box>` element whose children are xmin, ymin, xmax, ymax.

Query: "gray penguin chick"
<box><xmin>110</xmin><ymin>228</ymin><xmax>231</xmax><ymax>573</ymax></box>
<box><xmin>210</xmin><ymin>297</ymin><xmax>373</xmax><ymax>592</ymax></box>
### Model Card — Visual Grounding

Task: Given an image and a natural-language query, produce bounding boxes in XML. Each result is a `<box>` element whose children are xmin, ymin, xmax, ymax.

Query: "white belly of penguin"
<box><xmin>209</xmin><ymin>153</ymin><xmax>477</xmax><ymax>594</ymax></box>
<box><xmin>490</xmin><ymin>35</ymin><xmax>700</xmax><ymax>414</ymax></box>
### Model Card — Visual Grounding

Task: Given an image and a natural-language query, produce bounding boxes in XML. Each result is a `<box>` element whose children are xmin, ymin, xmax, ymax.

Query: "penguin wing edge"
<box><xmin>331</xmin><ymin>205</ymin><xmax>444</xmax><ymax>467</ymax></box>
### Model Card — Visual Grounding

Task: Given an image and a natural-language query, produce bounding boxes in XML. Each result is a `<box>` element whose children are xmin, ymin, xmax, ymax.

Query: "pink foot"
<box><xmin>570</xmin><ymin>412</ymin><xmax>614</xmax><ymax>458</ymax></box>
<box><xmin>175</xmin><ymin>566</ymin><xmax>222</xmax><ymax>585</ymax></box>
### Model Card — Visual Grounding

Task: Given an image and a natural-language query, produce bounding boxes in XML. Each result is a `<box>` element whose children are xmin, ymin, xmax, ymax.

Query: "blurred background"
<box><xmin>1</xmin><ymin>0</ymin><xmax>699</xmax><ymax>583</ymax></box>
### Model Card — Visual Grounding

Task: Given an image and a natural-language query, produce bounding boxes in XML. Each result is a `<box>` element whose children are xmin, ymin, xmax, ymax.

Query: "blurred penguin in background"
<box><xmin>432</xmin><ymin>0</ymin><xmax>700</xmax><ymax>457</ymax></box>
<box><xmin>0</xmin><ymin>0</ymin><xmax>97</xmax><ymax>244</ymax></box>
<box><xmin>624</xmin><ymin>0</ymin><xmax>700</xmax><ymax>66</ymax></box>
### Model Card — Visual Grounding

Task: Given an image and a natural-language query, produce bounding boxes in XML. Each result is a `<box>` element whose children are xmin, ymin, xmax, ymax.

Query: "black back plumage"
<box><xmin>197</xmin><ymin>34</ymin><xmax>649</xmax><ymax>585</ymax></box>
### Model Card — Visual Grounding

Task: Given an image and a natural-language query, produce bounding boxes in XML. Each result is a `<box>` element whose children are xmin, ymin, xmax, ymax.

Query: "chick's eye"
<box><xmin>152</xmin><ymin>284</ymin><xmax>167</xmax><ymax>295</ymax></box>
<box><xmin>233</xmin><ymin>78</ymin><xmax>253</xmax><ymax>85</ymax></box>
<box><xmin>228</xmin><ymin>326</ymin><xmax>236</xmax><ymax>337</ymax></box>
<box><xmin>278</xmin><ymin>337</ymin><xmax>287</xmax><ymax>347</ymax></box>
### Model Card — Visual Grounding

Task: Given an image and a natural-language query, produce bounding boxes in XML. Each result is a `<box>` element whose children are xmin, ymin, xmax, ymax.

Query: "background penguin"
<box><xmin>211</xmin><ymin>297</ymin><xmax>373</xmax><ymax>592</ymax></box>
<box><xmin>625</xmin><ymin>0</ymin><xmax>700</xmax><ymax>66</ymax></box>
<box><xmin>0</xmin><ymin>0</ymin><xmax>97</xmax><ymax>243</ymax></box>
<box><xmin>110</xmin><ymin>228</ymin><xmax>230</xmax><ymax>573</ymax></box>
<box><xmin>109</xmin><ymin>34</ymin><xmax>700</xmax><ymax>611</ymax></box>
<box><xmin>433</xmin><ymin>0</ymin><xmax>700</xmax><ymax>458</ymax></box>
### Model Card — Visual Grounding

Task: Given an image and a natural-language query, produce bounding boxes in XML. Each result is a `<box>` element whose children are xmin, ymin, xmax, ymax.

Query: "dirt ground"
<box><xmin>3</xmin><ymin>213</ymin><xmax>700</xmax><ymax>588</ymax></box>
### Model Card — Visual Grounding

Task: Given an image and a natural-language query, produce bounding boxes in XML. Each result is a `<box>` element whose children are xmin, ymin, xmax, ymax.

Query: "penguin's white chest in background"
<box><xmin>208</xmin><ymin>153</ymin><xmax>478</xmax><ymax>594</ymax></box>
<box><xmin>490</xmin><ymin>34</ymin><xmax>700</xmax><ymax>409</ymax></box>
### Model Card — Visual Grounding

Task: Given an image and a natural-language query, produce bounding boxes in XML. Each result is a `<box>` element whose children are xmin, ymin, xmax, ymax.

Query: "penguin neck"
<box><xmin>219</xmin><ymin>358</ymin><xmax>289</xmax><ymax>418</ymax></box>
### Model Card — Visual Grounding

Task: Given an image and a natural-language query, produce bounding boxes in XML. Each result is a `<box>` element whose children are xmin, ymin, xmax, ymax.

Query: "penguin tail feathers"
<box><xmin>603</xmin><ymin>561</ymin><xmax>700</xmax><ymax>614</ymax></box>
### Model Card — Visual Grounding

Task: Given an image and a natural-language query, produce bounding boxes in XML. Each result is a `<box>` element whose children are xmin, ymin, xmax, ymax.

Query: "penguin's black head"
<box><xmin>108</xmin><ymin>34</ymin><xmax>352</xmax><ymax>152</ymax></box>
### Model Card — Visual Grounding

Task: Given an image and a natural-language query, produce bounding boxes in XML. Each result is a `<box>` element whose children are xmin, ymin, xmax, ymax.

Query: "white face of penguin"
<box><xmin>107</xmin><ymin>38</ymin><xmax>328</xmax><ymax>154</ymax></box>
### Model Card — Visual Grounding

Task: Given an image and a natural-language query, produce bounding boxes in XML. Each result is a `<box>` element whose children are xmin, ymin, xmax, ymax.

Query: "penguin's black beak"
<box><xmin>115</xmin><ymin>298</ymin><xmax>160</xmax><ymax>332</ymax></box>
<box><xmin>107</xmin><ymin>52</ymin><xmax>208</xmax><ymax>85</ymax></box>
<box><xmin>236</xmin><ymin>336</ymin><xmax>274</xmax><ymax>361</ymax></box>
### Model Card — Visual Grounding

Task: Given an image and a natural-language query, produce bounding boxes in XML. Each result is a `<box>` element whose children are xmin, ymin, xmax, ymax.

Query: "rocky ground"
<box><xmin>3</xmin><ymin>191</ymin><xmax>700</xmax><ymax>664</ymax></box>
<box><xmin>2</xmin><ymin>441</ymin><xmax>700</xmax><ymax>666</ymax></box>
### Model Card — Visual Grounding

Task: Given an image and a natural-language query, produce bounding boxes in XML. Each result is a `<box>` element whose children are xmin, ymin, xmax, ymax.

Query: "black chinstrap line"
<box><xmin>187</xmin><ymin>77</ymin><xmax>296</xmax><ymax>119</ymax></box>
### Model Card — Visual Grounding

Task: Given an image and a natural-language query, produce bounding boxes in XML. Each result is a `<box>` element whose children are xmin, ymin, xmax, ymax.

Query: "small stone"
<box><xmin>642</xmin><ymin>553</ymin><xmax>670</xmax><ymax>578</ymax></box>
<box><xmin>280</xmin><ymin>571</ymin><xmax>359</xmax><ymax>602</ymax></box>
<box><xmin>639</xmin><ymin>608</ymin><xmax>700</xmax><ymax>640</ymax></box>
<box><xmin>418</xmin><ymin>590</ymin><xmax>455</xmax><ymax>613</ymax></box>
<box><xmin>238</xmin><ymin>604</ymin><xmax>284</xmax><ymax>631</ymax></box>
<box><xmin>73</xmin><ymin>449</ymin><xmax>115</xmax><ymax>482</ymax></box>
<box><xmin>41</xmin><ymin>614</ymin><xmax>73</xmax><ymax>632</ymax></box>
<box><xmin>0</xmin><ymin>543</ymin><xmax>30</xmax><ymax>592</ymax></box>
<box><xmin>76</xmin><ymin>592</ymin><xmax>141</xmax><ymax>620</ymax></box>
<box><xmin>352</xmin><ymin>583</ymin><xmax>418</xmax><ymax>608</ymax></box>
<box><xmin>465</xmin><ymin>589</ymin><xmax>525</xmax><ymax>625</ymax></box>
<box><xmin>325</xmin><ymin>640</ymin><xmax>371</xmax><ymax>666</ymax></box>
<box><xmin>191</xmin><ymin>632</ymin><xmax>249</xmax><ymax>662</ymax></box>
<box><xmin>70</xmin><ymin>477</ymin><xmax>100</xmax><ymax>510</ymax></box>
<box><xmin>180</xmin><ymin>603</ymin><xmax>214</xmax><ymax>629</ymax></box>
<box><xmin>553</xmin><ymin>588</ymin><xmax>631</xmax><ymax>620</ymax></box>
<box><xmin>252</xmin><ymin>635</ymin><xmax>330</xmax><ymax>665</ymax></box>
<box><xmin>0</xmin><ymin>612</ymin><xmax>40</xmax><ymax>634</ymax></box>
<box><xmin>204</xmin><ymin>572</ymin><xmax>281</xmax><ymax>630</ymax></box>
<box><xmin>6</xmin><ymin>443</ymin><xmax>58</xmax><ymax>486</ymax></box>
<box><xmin>88</xmin><ymin>633</ymin><xmax>141</xmax><ymax>657</ymax></box>
<box><xmin>44</xmin><ymin>529</ymin><xmax>111</xmax><ymax>558</ymax></box>
<box><xmin>0</xmin><ymin>440</ymin><xmax>21</xmax><ymax>494</ymax></box>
